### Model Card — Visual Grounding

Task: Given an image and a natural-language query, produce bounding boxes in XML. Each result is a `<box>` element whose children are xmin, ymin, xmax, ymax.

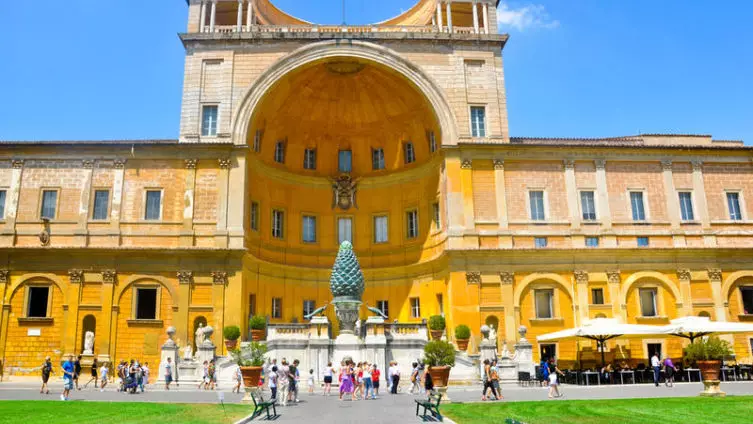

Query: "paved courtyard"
<box><xmin>1</xmin><ymin>380</ymin><xmax>752</xmax><ymax>423</ymax></box>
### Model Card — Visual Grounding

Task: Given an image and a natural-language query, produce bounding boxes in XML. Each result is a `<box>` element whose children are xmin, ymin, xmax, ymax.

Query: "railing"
<box><xmin>196</xmin><ymin>24</ymin><xmax>482</xmax><ymax>35</ymax></box>
<box><xmin>384</xmin><ymin>323</ymin><xmax>429</xmax><ymax>340</ymax></box>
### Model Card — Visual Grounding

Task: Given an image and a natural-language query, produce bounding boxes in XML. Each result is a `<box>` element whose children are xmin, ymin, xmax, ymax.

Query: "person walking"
<box><xmin>61</xmin><ymin>355</ymin><xmax>75</xmax><ymax>401</ymax></box>
<box><xmin>490</xmin><ymin>360</ymin><xmax>502</xmax><ymax>399</ymax></box>
<box><xmin>323</xmin><ymin>362</ymin><xmax>334</xmax><ymax>396</ymax></box>
<box><xmin>423</xmin><ymin>366</ymin><xmax>434</xmax><ymax>394</ymax></box>
<box><xmin>268</xmin><ymin>365</ymin><xmax>278</xmax><ymax>400</ymax></box>
<box><xmin>99</xmin><ymin>362</ymin><xmax>109</xmax><ymax>392</ymax></box>
<box><xmin>142</xmin><ymin>362</ymin><xmax>150</xmax><ymax>390</ymax></box>
<box><xmin>651</xmin><ymin>352</ymin><xmax>661</xmax><ymax>387</ymax></box>
<box><xmin>547</xmin><ymin>357</ymin><xmax>565</xmax><ymax>399</ymax></box>
<box><xmin>290</xmin><ymin>359</ymin><xmax>300</xmax><ymax>403</ymax></box>
<box><xmin>278</xmin><ymin>360</ymin><xmax>290</xmax><ymax>406</ymax></box>
<box><xmin>481</xmin><ymin>359</ymin><xmax>498</xmax><ymax>401</ymax></box>
<box><xmin>362</xmin><ymin>363</ymin><xmax>373</xmax><ymax>400</ymax></box>
<box><xmin>208</xmin><ymin>359</ymin><xmax>217</xmax><ymax>390</ymax></box>
<box><xmin>87</xmin><ymin>357</ymin><xmax>99</xmax><ymax>389</ymax></box>
<box><xmin>338</xmin><ymin>362</ymin><xmax>352</xmax><ymax>401</ymax></box>
<box><xmin>354</xmin><ymin>362</ymin><xmax>363</xmax><ymax>400</ymax></box>
<box><xmin>409</xmin><ymin>362</ymin><xmax>420</xmax><ymax>394</ymax></box>
<box><xmin>390</xmin><ymin>361</ymin><xmax>400</xmax><ymax>395</ymax></box>
<box><xmin>233</xmin><ymin>365</ymin><xmax>242</xmax><ymax>394</ymax></box>
<box><xmin>371</xmin><ymin>364</ymin><xmax>380</xmax><ymax>398</ymax></box>
<box><xmin>663</xmin><ymin>356</ymin><xmax>677</xmax><ymax>387</ymax></box>
<box><xmin>73</xmin><ymin>355</ymin><xmax>82</xmax><ymax>391</ymax></box>
<box><xmin>40</xmin><ymin>356</ymin><xmax>53</xmax><ymax>394</ymax></box>
<box><xmin>164</xmin><ymin>357</ymin><xmax>173</xmax><ymax>390</ymax></box>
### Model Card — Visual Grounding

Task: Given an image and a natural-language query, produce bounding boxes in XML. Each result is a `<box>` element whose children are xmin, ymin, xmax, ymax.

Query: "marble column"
<box><xmin>209</xmin><ymin>0</ymin><xmax>217</xmax><ymax>33</ymax></box>
<box><xmin>436</xmin><ymin>1</ymin><xmax>443</xmax><ymax>32</ymax></box>
<box><xmin>246</xmin><ymin>0</ymin><xmax>253</xmax><ymax>30</ymax></box>
<box><xmin>237</xmin><ymin>0</ymin><xmax>244</xmax><ymax>32</ymax></box>
<box><xmin>181</xmin><ymin>159</ymin><xmax>198</xmax><ymax>247</ymax></box>
<box><xmin>472</xmin><ymin>1</ymin><xmax>480</xmax><ymax>34</ymax></box>
<box><xmin>200</xmin><ymin>0</ymin><xmax>207</xmax><ymax>33</ymax></box>
<box><xmin>445</xmin><ymin>1</ymin><xmax>453</xmax><ymax>33</ymax></box>
<box><xmin>482</xmin><ymin>2</ymin><xmax>489</xmax><ymax>34</ymax></box>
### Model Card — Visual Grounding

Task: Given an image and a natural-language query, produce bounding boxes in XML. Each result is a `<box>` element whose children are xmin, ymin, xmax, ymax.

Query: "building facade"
<box><xmin>2</xmin><ymin>0</ymin><xmax>753</xmax><ymax>372</ymax></box>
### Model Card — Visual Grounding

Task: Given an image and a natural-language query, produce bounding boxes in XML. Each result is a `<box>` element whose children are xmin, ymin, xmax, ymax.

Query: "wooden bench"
<box><xmin>251</xmin><ymin>390</ymin><xmax>277</xmax><ymax>420</ymax></box>
<box><xmin>415</xmin><ymin>392</ymin><xmax>443</xmax><ymax>421</ymax></box>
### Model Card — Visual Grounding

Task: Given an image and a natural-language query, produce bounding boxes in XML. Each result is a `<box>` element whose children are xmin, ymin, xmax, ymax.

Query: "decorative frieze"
<box><xmin>177</xmin><ymin>271</ymin><xmax>194</xmax><ymax>284</ymax></box>
<box><xmin>573</xmin><ymin>270</ymin><xmax>589</xmax><ymax>285</ymax></box>
<box><xmin>68</xmin><ymin>269</ymin><xmax>84</xmax><ymax>284</ymax></box>
<box><xmin>676</xmin><ymin>268</ymin><xmax>692</xmax><ymax>282</ymax></box>
<box><xmin>102</xmin><ymin>270</ymin><xmax>117</xmax><ymax>284</ymax></box>
<box><xmin>211</xmin><ymin>271</ymin><xmax>228</xmax><ymax>285</ymax></box>
<box><xmin>465</xmin><ymin>272</ymin><xmax>481</xmax><ymax>284</ymax></box>
<box><xmin>499</xmin><ymin>271</ymin><xmax>514</xmax><ymax>284</ymax></box>
<box><xmin>460</xmin><ymin>159</ymin><xmax>472</xmax><ymax>169</ymax></box>
<box><xmin>707</xmin><ymin>268</ymin><xmax>722</xmax><ymax>282</ymax></box>
<box><xmin>606</xmin><ymin>269</ymin><xmax>621</xmax><ymax>284</ymax></box>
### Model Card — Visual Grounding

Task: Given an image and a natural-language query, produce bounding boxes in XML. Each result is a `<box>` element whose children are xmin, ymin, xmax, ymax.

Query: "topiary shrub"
<box><xmin>455</xmin><ymin>324</ymin><xmax>471</xmax><ymax>340</ymax></box>
<box><xmin>231</xmin><ymin>342</ymin><xmax>268</xmax><ymax>367</ymax></box>
<box><xmin>684</xmin><ymin>336</ymin><xmax>732</xmax><ymax>362</ymax></box>
<box><xmin>249</xmin><ymin>315</ymin><xmax>267</xmax><ymax>330</ymax></box>
<box><xmin>423</xmin><ymin>340</ymin><xmax>456</xmax><ymax>367</ymax></box>
<box><xmin>428</xmin><ymin>315</ymin><xmax>446</xmax><ymax>331</ymax></box>
<box><xmin>223</xmin><ymin>325</ymin><xmax>241</xmax><ymax>341</ymax></box>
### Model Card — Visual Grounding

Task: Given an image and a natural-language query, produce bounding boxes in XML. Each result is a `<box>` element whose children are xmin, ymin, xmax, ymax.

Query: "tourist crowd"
<box><xmin>39</xmin><ymin>354</ymin><xmax>152</xmax><ymax>400</ymax></box>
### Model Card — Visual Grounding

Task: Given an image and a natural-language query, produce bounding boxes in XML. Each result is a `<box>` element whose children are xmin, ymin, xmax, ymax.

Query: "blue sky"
<box><xmin>0</xmin><ymin>1</ymin><xmax>751</xmax><ymax>142</ymax></box>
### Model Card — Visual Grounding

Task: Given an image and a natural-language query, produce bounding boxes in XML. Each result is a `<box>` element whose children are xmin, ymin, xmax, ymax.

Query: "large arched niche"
<box><xmin>248</xmin><ymin>56</ymin><xmax>441</xmax><ymax>176</ymax></box>
<box><xmin>232</xmin><ymin>40</ymin><xmax>458</xmax><ymax>150</ymax></box>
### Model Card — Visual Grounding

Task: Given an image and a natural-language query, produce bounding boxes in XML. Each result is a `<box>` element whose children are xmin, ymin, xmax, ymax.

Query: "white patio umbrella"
<box><xmin>661</xmin><ymin>316</ymin><xmax>753</xmax><ymax>343</ymax></box>
<box><xmin>537</xmin><ymin>318</ymin><xmax>666</xmax><ymax>367</ymax></box>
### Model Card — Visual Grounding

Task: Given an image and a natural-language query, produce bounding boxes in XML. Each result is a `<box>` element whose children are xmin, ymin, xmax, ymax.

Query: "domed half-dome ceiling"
<box><xmin>248</xmin><ymin>57</ymin><xmax>440</xmax><ymax>176</ymax></box>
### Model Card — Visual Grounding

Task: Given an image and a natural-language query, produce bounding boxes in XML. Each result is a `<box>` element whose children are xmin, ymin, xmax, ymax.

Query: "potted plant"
<box><xmin>428</xmin><ymin>315</ymin><xmax>446</xmax><ymax>341</ymax></box>
<box><xmin>423</xmin><ymin>340</ymin><xmax>456</xmax><ymax>387</ymax></box>
<box><xmin>249</xmin><ymin>316</ymin><xmax>267</xmax><ymax>341</ymax></box>
<box><xmin>454</xmin><ymin>324</ymin><xmax>471</xmax><ymax>351</ymax></box>
<box><xmin>231</xmin><ymin>341</ymin><xmax>268</xmax><ymax>388</ymax></box>
<box><xmin>683</xmin><ymin>336</ymin><xmax>732</xmax><ymax>396</ymax></box>
<box><xmin>223</xmin><ymin>325</ymin><xmax>241</xmax><ymax>350</ymax></box>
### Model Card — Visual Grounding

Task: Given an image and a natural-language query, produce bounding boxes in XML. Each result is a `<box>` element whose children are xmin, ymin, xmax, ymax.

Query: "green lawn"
<box><xmin>0</xmin><ymin>401</ymin><xmax>251</xmax><ymax>424</ymax></box>
<box><xmin>442</xmin><ymin>396</ymin><xmax>753</xmax><ymax>424</ymax></box>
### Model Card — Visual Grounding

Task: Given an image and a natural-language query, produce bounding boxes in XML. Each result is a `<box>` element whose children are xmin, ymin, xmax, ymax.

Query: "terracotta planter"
<box><xmin>430</xmin><ymin>330</ymin><xmax>444</xmax><ymax>341</ymax></box>
<box><xmin>250</xmin><ymin>329</ymin><xmax>266</xmax><ymax>342</ymax></box>
<box><xmin>697</xmin><ymin>360</ymin><xmax>721</xmax><ymax>381</ymax></box>
<box><xmin>240</xmin><ymin>366</ymin><xmax>263</xmax><ymax>388</ymax></box>
<box><xmin>456</xmin><ymin>338</ymin><xmax>469</xmax><ymax>351</ymax></box>
<box><xmin>224</xmin><ymin>339</ymin><xmax>238</xmax><ymax>350</ymax></box>
<box><xmin>428</xmin><ymin>365</ymin><xmax>451</xmax><ymax>387</ymax></box>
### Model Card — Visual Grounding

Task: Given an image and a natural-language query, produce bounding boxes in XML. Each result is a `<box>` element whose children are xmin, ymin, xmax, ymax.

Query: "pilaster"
<box><xmin>676</xmin><ymin>268</ymin><xmax>693</xmax><ymax>316</ymax></box>
<box><xmin>574</xmin><ymin>270</ymin><xmax>589</xmax><ymax>323</ymax></box>
<box><xmin>563</xmin><ymin>160</ymin><xmax>580</xmax><ymax>230</ymax></box>
<box><xmin>0</xmin><ymin>270</ymin><xmax>9</xmax><ymax>360</ymax></box>
<box><xmin>215</xmin><ymin>158</ymin><xmax>231</xmax><ymax>248</ymax></box>
<box><xmin>493</xmin><ymin>160</ymin><xmax>510</xmax><ymax>244</ymax></box>
<box><xmin>227</xmin><ymin>154</ymin><xmax>246</xmax><ymax>249</ymax></box>
<box><xmin>63</xmin><ymin>270</ymin><xmax>83</xmax><ymax>356</ymax></box>
<box><xmin>76</xmin><ymin>160</ymin><xmax>95</xmax><ymax>245</ymax></box>
<box><xmin>110</xmin><ymin>159</ymin><xmax>126</xmax><ymax>239</ymax></box>
<box><xmin>594</xmin><ymin>159</ymin><xmax>612</xmax><ymax>229</ymax></box>
<box><xmin>176</xmin><ymin>271</ymin><xmax>193</xmax><ymax>347</ymax></box>
<box><xmin>211</xmin><ymin>271</ymin><xmax>228</xmax><ymax>353</ymax></box>
<box><xmin>499</xmin><ymin>272</ymin><xmax>516</xmax><ymax>345</ymax></box>
<box><xmin>181</xmin><ymin>159</ymin><xmax>198</xmax><ymax>247</ymax></box>
<box><xmin>708</xmin><ymin>268</ymin><xmax>725</xmax><ymax>321</ymax></box>
<box><xmin>460</xmin><ymin>159</ymin><xmax>475</xmax><ymax>230</ymax></box>
<box><xmin>607</xmin><ymin>270</ymin><xmax>624</xmax><ymax>321</ymax></box>
<box><xmin>691</xmin><ymin>160</ymin><xmax>711</xmax><ymax>230</ymax></box>
<box><xmin>3</xmin><ymin>160</ymin><xmax>25</xmax><ymax>236</ymax></box>
<box><xmin>661</xmin><ymin>160</ymin><xmax>681</xmax><ymax>231</ymax></box>
<box><xmin>99</xmin><ymin>270</ymin><xmax>117</xmax><ymax>362</ymax></box>
<box><xmin>446</xmin><ymin>157</ymin><xmax>465</xmax><ymax>237</ymax></box>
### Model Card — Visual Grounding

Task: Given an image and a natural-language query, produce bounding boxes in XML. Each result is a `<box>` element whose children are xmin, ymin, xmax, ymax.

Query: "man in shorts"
<box><xmin>40</xmin><ymin>356</ymin><xmax>53</xmax><ymax>394</ymax></box>
<box><xmin>164</xmin><ymin>357</ymin><xmax>173</xmax><ymax>390</ymax></box>
<box><xmin>61</xmin><ymin>355</ymin><xmax>74</xmax><ymax>401</ymax></box>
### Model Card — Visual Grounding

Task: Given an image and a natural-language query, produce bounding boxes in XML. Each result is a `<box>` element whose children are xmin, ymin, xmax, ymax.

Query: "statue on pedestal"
<box><xmin>195</xmin><ymin>323</ymin><xmax>206</xmax><ymax>347</ymax></box>
<box><xmin>488</xmin><ymin>324</ymin><xmax>497</xmax><ymax>345</ymax></box>
<box><xmin>183</xmin><ymin>344</ymin><xmax>193</xmax><ymax>360</ymax></box>
<box><xmin>83</xmin><ymin>331</ymin><xmax>95</xmax><ymax>355</ymax></box>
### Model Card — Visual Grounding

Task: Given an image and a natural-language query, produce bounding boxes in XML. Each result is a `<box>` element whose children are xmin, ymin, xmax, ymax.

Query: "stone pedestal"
<box><xmin>513</xmin><ymin>340</ymin><xmax>534</xmax><ymax>376</ymax></box>
<box><xmin>479</xmin><ymin>340</ymin><xmax>497</xmax><ymax>378</ymax></box>
<box><xmin>497</xmin><ymin>356</ymin><xmax>518</xmax><ymax>382</ymax></box>
<box><xmin>700</xmin><ymin>380</ymin><xmax>726</xmax><ymax>397</ymax></box>
<box><xmin>196</xmin><ymin>342</ymin><xmax>217</xmax><ymax>365</ymax></box>
<box><xmin>333</xmin><ymin>333</ymin><xmax>362</xmax><ymax>364</ymax></box>
<box><xmin>80</xmin><ymin>353</ymin><xmax>95</xmax><ymax>375</ymax></box>
<box><xmin>333</xmin><ymin>300</ymin><xmax>362</xmax><ymax>335</ymax></box>
<box><xmin>159</xmin><ymin>344</ymin><xmax>179</xmax><ymax>383</ymax></box>
<box><xmin>436</xmin><ymin>385</ymin><xmax>450</xmax><ymax>403</ymax></box>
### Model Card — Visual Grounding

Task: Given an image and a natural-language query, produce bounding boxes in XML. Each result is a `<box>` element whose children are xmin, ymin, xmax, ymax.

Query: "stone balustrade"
<box><xmin>194</xmin><ymin>24</ymin><xmax>480</xmax><ymax>35</ymax></box>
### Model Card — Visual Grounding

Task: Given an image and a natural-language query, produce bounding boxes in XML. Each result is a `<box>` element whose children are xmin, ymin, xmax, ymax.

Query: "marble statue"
<box><xmin>488</xmin><ymin>324</ymin><xmax>497</xmax><ymax>343</ymax></box>
<box><xmin>501</xmin><ymin>342</ymin><xmax>511</xmax><ymax>358</ymax></box>
<box><xmin>83</xmin><ymin>331</ymin><xmax>94</xmax><ymax>354</ymax></box>
<box><xmin>183</xmin><ymin>344</ymin><xmax>193</xmax><ymax>360</ymax></box>
<box><xmin>195</xmin><ymin>323</ymin><xmax>206</xmax><ymax>347</ymax></box>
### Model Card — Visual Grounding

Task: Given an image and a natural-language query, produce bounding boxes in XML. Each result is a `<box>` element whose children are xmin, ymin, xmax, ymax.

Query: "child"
<box><xmin>308</xmin><ymin>369</ymin><xmax>315</xmax><ymax>393</ymax></box>
<box><xmin>269</xmin><ymin>366</ymin><xmax>278</xmax><ymax>400</ymax></box>
<box><xmin>233</xmin><ymin>365</ymin><xmax>242</xmax><ymax>394</ymax></box>
<box><xmin>99</xmin><ymin>362</ymin><xmax>109</xmax><ymax>392</ymax></box>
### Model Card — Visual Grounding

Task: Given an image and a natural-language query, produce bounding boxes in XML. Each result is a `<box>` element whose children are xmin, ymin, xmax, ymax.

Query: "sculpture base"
<box><xmin>333</xmin><ymin>300</ymin><xmax>362</xmax><ymax>334</ymax></box>
<box><xmin>241</xmin><ymin>386</ymin><xmax>260</xmax><ymax>404</ymax></box>
<box><xmin>333</xmin><ymin>333</ymin><xmax>362</xmax><ymax>364</ymax></box>
<box><xmin>700</xmin><ymin>380</ymin><xmax>726</xmax><ymax>397</ymax></box>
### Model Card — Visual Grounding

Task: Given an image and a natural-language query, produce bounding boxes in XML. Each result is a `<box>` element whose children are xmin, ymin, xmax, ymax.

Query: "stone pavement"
<box><xmin>0</xmin><ymin>381</ymin><xmax>752</xmax><ymax>423</ymax></box>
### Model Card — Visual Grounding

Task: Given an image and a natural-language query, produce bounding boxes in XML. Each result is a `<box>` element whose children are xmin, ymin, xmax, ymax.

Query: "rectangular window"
<box><xmin>432</xmin><ymin>202</ymin><xmax>440</xmax><ymax>230</ymax></box>
<box><xmin>740</xmin><ymin>287</ymin><xmax>753</xmax><ymax>315</ymax></box>
<box><xmin>403</xmin><ymin>142</ymin><xmax>415</xmax><ymax>164</ymax></box>
<box><xmin>302</xmin><ymin>215</ymin><xmax>317</xmax><ymax>243</ymax></box>
<box><xmin>144</xmin><ymin>190</ymin><xmax>162</xmax><ymax>220</ymax></box>
<box><xmin>250</xmin><ymin>202</ymin><xmax>259</xmax><ymax>231</ymax></box>
<box><xmin>91</xmin><ymin>189</ymin><xmax>110</xmax><ymax>220</ymax></box>
<box><xmin>40</xmin><ymin>190</ymin><xmax>57</xmax><ymax>219</ymax></box>
<box><xmin>580</xmin><ymin>191</ymin><xmax>597</xmax><ymax>221</ymax></box>
<box><xmin>727</xmin><ymin>192</ymin><xmax>743</xmax><ymax>221</ymax></box>
<box><xmin>436</xmin><ymin>293</ymin><xmax>444</xmax><ymax>315</ymax></box>
<box><xmin>248</xmin><ymin>294</ymin><xmax>256</xmax><ymax>317</ymax></box>
<box><xmin>637</xmin><ymin>236</ymin><xmax>649</xmax><ymax>247</ymax></box>
<box><xmin>630</xmin><ymin>191</ymin><xmax>646</xmax><ymax>221</ymax></box>
<box><xmin>373</xmin><ymin>215</ymin><xmax>388</xmax><ymax>243</ymax></box>
<box><xmin>271</xmin><ymin>298</ymin><xmax>282</xmax><ymax>319</ymax></box>
<box><xmin>26</xmin><ymin>286</ymin><xmax>50</xmax><ymax>318</ymax></box>
<box><xmin>372</xmin><ymin>148</ymin><xmax>385</xmax><ymax>170</ymax></box>
<box><xmin>0</xmin><ymin>190</ymin><xmax>6</xmax><ymax>219</ymax></box>
<box><xmin>135</xmin><ymin>288</ymin><xmax>158</xmax><ymax>320</ymax></box>
<box><xmin>274</xmin><ymin>141</ymin><xmax>286</xmax><ymax>164</ymax></box>
<box><xmin>303</xmin><ymin>300</ymin><xmax>315</xmax><ymax>319</ymax></box>
<box><xmin>337</xmin><ymin>217</ymin><xmax>353</xmax><ymax>244</ymax></box>
<box><xmin>529</xmin><ymin>191</ymin><xmax>545</xmax><ymax>221</ymax></box>
<box><xmin>253</xmin><ymin>129</ymin><xmax>263</xmax><ymax>152</ymax></box>
<box><xmin>427</xmin><ymin>131</ymin><xmax>437</xmax><ymax>153</ymax></box>
<box><xmin>303</xmin><ymin>149</ymin><xmax>317</xmax><ymax>170</ymax></box>
<box><xmin>585</xmin><ymin>236</ymin><xmax>599</xmax><ymax>247</ymax></box>
<box><xmin>534</xmin><ymin>289</ymin><xmax>554</xmax><ymax>319</ymax></box>
<box><xmin>377</xmin><ymin>300</ymin><xmax>389</xmax><ymax>318</ymax></box>
<box><xmin>534</xmin><ymin>237</ymin><xmax>548</xmax><ymax>248</ymax></box>
<box><xmin>406</xmin><ymin>210</ymin><xmax>418</xmax><ymax>239</ymax></box>
<box><xmin>338</xmin><ymin>150</ymin><xmax>352</xmax><ymax>173</ymax></box>
<box><xmin>679</xmin><ymin>191</ymin><xmax>695</xmax><ymax>221</ymax></box>
<box><xmin>201</xmin><ymin>105</ymin><xmax>218</xmax><ymax>137</ymax></box>
<box><xmin>272</xmin><ymin>210</ymin><xmax>284</xmax><ymax>239</ymax></box>
<box><xmin>470</xmin><ymin>106</ymin><xmax>486</xmax><ymax>137</ymax></box>
<box><xmin>639</xmin><ymin>288</ymin><xmax>657</xmax><ymax>317</ymax></box>
<box><xmin>410</xmin><ymin>297</ymin><xmax>421</xmax><ymax>318</ymax></box>
<box><xmin>591</xmin><ymin>288</ymin><xmax>605</xmax><ymax>305</ymax></box>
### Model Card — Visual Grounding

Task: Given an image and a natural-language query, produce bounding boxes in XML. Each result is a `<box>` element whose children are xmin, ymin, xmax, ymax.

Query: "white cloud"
<box><xmin>496</xmin><ymin>2</ymin><xmax>560</xmax><ymax>31</ymax></box>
